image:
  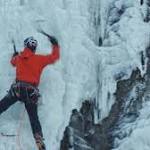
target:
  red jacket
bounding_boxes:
[11,45,60,86]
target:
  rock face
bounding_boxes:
[60,67,145,150]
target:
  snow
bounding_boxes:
[0,0,150,150]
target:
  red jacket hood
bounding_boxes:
[20,48,34,59]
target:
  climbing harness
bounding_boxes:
[10,81,40,104]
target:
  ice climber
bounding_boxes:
[0,35,60,150]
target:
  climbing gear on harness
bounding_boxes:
[10,81,40,104]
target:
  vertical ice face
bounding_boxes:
[0,0,150,150]
[0,0,98,150]
[88,0,150,123]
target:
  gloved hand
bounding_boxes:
[48,35,58,45]
[13,51,19,57]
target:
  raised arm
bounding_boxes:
[40,36,60,67]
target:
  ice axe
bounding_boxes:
[37,29,51,38]
[37,29,58,45]
[11,39,18,56]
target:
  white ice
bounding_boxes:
[0,0,150,150]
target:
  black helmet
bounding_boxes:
[24,36,38,52]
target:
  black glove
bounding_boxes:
[48,35,58,45]
[13,51,19,57]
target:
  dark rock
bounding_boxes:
[98,37,103,46]
[60,67,145,150]
[140,0,144,5]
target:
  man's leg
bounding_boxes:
[0,92,18,114]
[25,102,46,150]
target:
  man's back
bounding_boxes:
[11,44,60,86]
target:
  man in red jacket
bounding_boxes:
[0,35,60,150]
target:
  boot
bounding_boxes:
[34,133,46,150]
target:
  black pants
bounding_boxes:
[0,84,43,139]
